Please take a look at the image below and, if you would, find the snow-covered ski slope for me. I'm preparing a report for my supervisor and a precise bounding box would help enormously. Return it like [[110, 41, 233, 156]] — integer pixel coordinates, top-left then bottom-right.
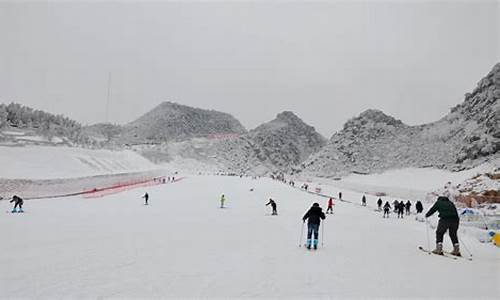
[[0, 146, 158, 179], [1, 176, 497, 298]]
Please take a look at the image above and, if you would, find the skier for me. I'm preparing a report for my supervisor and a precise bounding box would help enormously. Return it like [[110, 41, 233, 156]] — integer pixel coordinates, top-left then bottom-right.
[[405, 200, 412, 215], [362, 195, 367, 206], [383, 201, 391, 218], [416, 201, 424, 214], [377, 198, 383, 211], [302, 203, 326, 250], [326, 198, 334, 214], [266, 198, 278, 215], [425, 196, 461, 256], [393, 200, 399, 213], [10, 195, 24, 213], [338, 192, 342, 200], [142, 193, 149, 205], [220, 194, 226, 208], [397, 201, 405, 218]]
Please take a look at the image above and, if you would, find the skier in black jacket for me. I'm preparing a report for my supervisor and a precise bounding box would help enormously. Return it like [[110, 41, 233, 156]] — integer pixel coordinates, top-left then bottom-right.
[[405, 201, 412, 215], [377, 198, 383, 211], [302, 203, 326, 250], [397, 202, 405, 218], [361, 195, 367, 206], [383, 202, 391, 218], [266, 198, 278, 215], [416, 201, 424, 214], [142, 193, 149, 205], [10, 195, 24, 213]]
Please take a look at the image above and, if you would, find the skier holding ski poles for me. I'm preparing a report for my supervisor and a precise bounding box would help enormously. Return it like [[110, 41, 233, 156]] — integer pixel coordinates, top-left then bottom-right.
[[10, 195, 24, 213], [266, 198, 278, 215], [425, 196, 461, 256], [383, 201, 391, 218], [302, 203, 326, 250]]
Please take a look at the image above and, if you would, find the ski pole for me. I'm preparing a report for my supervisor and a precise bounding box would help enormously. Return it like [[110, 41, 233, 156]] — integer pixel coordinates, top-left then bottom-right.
[[425, 218, 431, 252], [299, 221, 305, 247], [458, 236, 473, 258]]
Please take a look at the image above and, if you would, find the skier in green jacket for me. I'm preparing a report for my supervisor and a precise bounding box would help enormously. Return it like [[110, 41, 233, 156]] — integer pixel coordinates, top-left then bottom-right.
[[425, 196, 461, 256], [220, 194, 226, 208]]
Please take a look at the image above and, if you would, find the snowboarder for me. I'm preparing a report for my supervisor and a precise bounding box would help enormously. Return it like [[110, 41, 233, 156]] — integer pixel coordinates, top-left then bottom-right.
[[326, 198, 334, 214], [397, 201, 405, 218], [142, 193, 149, 205], [383, 201, 391, 218], [425, 196, 461, 256], [266, 198, 278, 215], [377, 198, 383, 211], [10, 195, 24, 213], [220, 194, 226, 208], [362, 195, 367, 206], [302, 203, 326, 250], [416, 201, 424, 214], [405, 200, 411, 215]]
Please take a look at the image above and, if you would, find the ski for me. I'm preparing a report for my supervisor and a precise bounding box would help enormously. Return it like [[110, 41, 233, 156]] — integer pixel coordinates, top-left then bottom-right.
[[418, 246, 457, 260]]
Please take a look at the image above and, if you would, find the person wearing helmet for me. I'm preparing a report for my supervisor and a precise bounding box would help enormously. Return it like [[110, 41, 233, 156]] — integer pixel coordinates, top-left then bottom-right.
[[302, 203, 326, 250]]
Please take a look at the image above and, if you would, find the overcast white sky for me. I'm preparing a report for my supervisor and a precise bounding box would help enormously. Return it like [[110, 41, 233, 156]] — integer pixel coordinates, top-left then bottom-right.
[[0, 0, 499, 137]]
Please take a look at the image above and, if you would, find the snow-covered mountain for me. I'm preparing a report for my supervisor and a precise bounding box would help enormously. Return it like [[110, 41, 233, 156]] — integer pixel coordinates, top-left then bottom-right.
[[139, 111, 326, 175], [114, 102, 247, 144], [297, 63, 500, 177]]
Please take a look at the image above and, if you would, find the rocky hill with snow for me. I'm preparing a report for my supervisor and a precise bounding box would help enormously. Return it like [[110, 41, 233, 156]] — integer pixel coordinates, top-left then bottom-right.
[[139, 111, 326, 175], [298, 63, 500, 177], [114, 102, 247, 145]]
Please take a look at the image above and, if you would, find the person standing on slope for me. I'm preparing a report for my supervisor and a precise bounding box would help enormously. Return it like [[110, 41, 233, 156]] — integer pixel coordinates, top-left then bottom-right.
[[416, 201, 424, 214], [302, 203, 326, 250], [142, 193, 149, 205], [393, 200, 399, 213], [10, 195, 24, 213], [220, 194, 226, 208], [338, 192, 342, 200], [397, 201, 405, 218], [377, 198, 383, 211], [326, 198, 334, 214], [383, 201, 391, 218], [405, 200, 412, 215], [425, 196, 461, 256], [362, 195, 367, 206], [266, 198, 278, 215]]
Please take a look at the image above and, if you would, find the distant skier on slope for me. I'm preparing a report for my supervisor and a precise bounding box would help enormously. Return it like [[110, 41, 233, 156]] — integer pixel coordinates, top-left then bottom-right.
[[397, 201, 405, 218], [416, 201, 424, 214], [142, 193, 149, 205], [362, 195, 367, 206], [302, 203, 326, 250], [425, 196, 461, 256], [405, 200, 412, 215], [326, 198, 334, 214], [338, 192, 342, 200], [377, 198, 383, 211], [220, 194, 226, 208], [393, 200, 399, 213], [383, 201, 391, 218], [266, 198, 278, 215], [10, 195, 24, 213]]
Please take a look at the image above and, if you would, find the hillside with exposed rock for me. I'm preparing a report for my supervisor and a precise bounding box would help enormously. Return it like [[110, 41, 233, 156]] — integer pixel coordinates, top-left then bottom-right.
[[297, 63, 500, 177]]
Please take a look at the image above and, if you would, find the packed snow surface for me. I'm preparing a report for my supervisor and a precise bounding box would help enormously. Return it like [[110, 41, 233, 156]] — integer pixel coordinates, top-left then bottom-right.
[[1, 176, 498, 298], [0, 146, 157, 179]]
